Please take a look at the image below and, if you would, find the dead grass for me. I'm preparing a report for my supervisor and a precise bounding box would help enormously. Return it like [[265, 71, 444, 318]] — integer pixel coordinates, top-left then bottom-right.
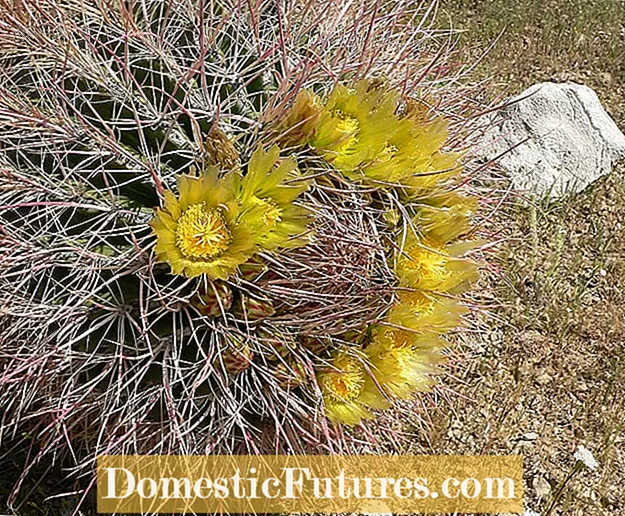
[[446, 0, 625, 125], [420, 170, 625, 515], [414, 1, 625, 514]]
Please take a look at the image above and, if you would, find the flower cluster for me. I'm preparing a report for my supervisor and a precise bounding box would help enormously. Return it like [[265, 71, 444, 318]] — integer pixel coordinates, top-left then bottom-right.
[[282, 81, 460, 194], [151, 144, 311, 279], [150, 80, 479, 426], [279, 81, 479, 424]]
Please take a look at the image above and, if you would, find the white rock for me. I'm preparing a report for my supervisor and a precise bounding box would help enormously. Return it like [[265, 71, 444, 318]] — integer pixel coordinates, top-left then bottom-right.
[[480, 82, 625, 198]]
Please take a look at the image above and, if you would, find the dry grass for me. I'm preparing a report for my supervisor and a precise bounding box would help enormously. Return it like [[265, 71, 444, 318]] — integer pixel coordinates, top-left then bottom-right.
[[417, 170, 625, 515], [448, 0, 625, 125], [410, 1, 625, 514]]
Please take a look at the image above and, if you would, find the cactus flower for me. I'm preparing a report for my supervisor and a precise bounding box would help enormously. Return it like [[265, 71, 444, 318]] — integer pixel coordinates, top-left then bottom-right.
[[151, 168, 257, 279]]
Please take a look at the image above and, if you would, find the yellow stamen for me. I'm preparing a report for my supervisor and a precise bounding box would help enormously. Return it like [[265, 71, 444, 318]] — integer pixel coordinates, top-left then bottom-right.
[[175, 203, 232, 259], [402, 292, 437, 317], [379, 142, 398, 162], [382, 328, 412, 349], [402, 246, 448, 284], [320, 355, 365, 401], [258, 198, 283, 228], [332, 109, 360, 151], [334, 110, 359, 134]]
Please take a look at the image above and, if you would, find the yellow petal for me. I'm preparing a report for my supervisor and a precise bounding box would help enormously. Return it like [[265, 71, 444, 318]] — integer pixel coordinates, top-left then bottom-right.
[[178, 174, 203, 208], [163, 190, 182, 219], [156, 210, 177, 232], [248, 144, 280, 181]]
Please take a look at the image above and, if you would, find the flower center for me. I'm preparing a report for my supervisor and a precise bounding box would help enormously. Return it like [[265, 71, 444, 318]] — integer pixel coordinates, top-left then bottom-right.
[[263, 201, 283, 228], [254, 197, 283, 229], [332, 109, 360, 152], [402, 292, 436, 317], [321, 356, 364, 401], [380, 142, 399, 162], [334, 110, 360, 134], [403, 246, 448, 283], [383, 328, 412, 349], [175, 203, 232, 259]]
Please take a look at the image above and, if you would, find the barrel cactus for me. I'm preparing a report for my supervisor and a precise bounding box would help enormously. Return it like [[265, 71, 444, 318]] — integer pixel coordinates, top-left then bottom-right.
[[0, 0, 482, 503]]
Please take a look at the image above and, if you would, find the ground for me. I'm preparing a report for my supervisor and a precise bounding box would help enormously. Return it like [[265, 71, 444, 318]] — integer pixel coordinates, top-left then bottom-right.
[[413, 1, 625, 515]]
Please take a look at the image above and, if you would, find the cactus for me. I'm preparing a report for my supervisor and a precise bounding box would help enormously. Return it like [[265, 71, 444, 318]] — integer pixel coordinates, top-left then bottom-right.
[[0, 0, 484, 506]]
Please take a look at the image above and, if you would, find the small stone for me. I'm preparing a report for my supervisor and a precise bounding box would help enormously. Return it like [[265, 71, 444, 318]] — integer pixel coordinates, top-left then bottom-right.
[[522, 432, 539, 441], [533, 475, 551, 498], [535, 372, 553, 385], [600, 72, 613, 85]]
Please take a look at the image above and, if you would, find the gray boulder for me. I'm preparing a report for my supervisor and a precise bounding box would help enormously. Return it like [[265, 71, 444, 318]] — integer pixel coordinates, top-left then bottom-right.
[[480, 82, 625, 198]]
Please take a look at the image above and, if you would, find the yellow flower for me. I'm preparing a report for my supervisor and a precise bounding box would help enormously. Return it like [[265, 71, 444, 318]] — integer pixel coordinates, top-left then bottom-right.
[[401, 148, 463, 197], [354, 118, 421, 184], [317, 353, 375, 425], [397, 101, 462, 196], [395, 232, 477, 292], [237, 144, 311, 251], [311, 81, 400, 174], [413, 191, 477, 244], [362, 326, 442, 400], [387, 291, 467, 335], [151, 168, 256, 279]]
